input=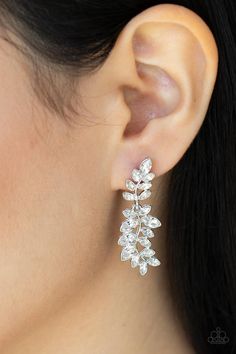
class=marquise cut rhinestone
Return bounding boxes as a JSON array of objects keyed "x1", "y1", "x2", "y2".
[
  {"x1": 140, "y1": 158, "x2": 152, "y2": 175},
  {"x1": 118, "y1": 157, "x2": 161, "y2": 276},
  {"x1": 126, "y1": 179, "x2": 136, "y2": 191},
  {"x1": 139, "y1": 205, "x2": 151, "y2": 215},
  {"x1": 141, "y1": 227, "x2": 155, "y2": 238},
  {"x1": 141, "y1": 215, "x2": 162, "y2": 229},
  {"x1": 138, "y1": 190, "x2": 151, "y2": 201}
]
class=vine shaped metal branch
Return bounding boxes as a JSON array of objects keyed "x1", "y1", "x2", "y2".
[{"x1": 118, "y1": 157, "x2": 161, "y2": 276}]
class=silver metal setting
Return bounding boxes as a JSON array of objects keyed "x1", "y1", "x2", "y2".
[{"x1": 118, "y1": 157, "x2": 161, "y2": 276}]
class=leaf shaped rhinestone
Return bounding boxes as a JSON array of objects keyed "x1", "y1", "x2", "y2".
[
  {"x1": 138, "y1": 237, "x2": 152, "y2": 248},
  {"x1": 121, "y1": 249, "x2": 133, "y2": 261},
  {"x1": 138, "y1": 190, "x2": 151, "y2": 201},
  {"x1": 125, "y1": 180, "x2": 136, "y2": 191},
  {"x1": 118, "y1": 235, "x2": 128, "y2": 246},
  {"x1": 131, "y1": 255, "x2": 140, "y2": 268},
  {"x1": 139, "y1": 262, "x2": 148, "y2": 276},
  {"x1": 127, "y1": 233, "x2": 137, "y2": 243},
  {"x1": 140, "y1": 248, "x2": 156, "y2": 258},
  {"x1": 143, "y1": 172, "x2": 155, "y2": 182},
  {"x1": 131, "y1": 169, "x2": 142, "y2": 182},
  {"x1": 147, "y1": 257, "x2": 161, "y2": 267},
  {"x1": 138, "y1": 182, "x2": 152, "y2": 191},
  {"x1": 141, "y1": 215, "x2": 161, "y2": 228},
  {"x1": 120, "y1": 221, "x2": 132, "y2": 233},
  {"x1": 139, "y1": 205, "x2": 151, "y2": 215},
  {"x1": 122, "y1": 209, "x2": 132, "y2": 218},
  {"x1": 122, "y1": 192, "x2": 135, "y2": 201},
  {"x1": 141, "y1": 227, "x2": 155, "y2": 238},
  {"x1": 139, "y1": 158, "x2": 152, "y2": 175},
  {"x1": 122, "y1": 208, "x2": 137, "y2": 218}
]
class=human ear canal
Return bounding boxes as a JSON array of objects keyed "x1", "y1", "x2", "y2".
[{"x1": 123, "y1": 61, "x2": 181, "y2": 136}]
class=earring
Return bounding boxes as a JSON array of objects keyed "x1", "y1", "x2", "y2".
[{"x1": 118, "y1": 157, "x2": 161, "y2": 276}]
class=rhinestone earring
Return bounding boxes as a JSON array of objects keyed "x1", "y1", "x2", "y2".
[{"x1": 118, "y1": 157, "x2": 161, "y2": 276}]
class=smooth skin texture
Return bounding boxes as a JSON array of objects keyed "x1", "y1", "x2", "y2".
[{"x1": 0, "y1": 4, "x2": 218, "y2": 354}]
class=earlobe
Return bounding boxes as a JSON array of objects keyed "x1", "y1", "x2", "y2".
[{"x1": 110, "y1": 4, "x2": 218, "y2": 190}]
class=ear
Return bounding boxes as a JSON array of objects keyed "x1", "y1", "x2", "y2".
[{"x1": 106, "y1": 4, "x2": 218, "y2": 190}]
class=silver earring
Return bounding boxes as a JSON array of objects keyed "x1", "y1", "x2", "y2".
[{"x1": 118, "y1": 157, "x2": 161, "y2": 276}]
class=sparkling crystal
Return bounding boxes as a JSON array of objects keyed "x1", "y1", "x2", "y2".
[
  {"x1": 127, "y1": 233, "x2": 137, "y2": 243},
  {"x1": 120, "y1": 221, "x2": 131, "y2": 233},
  {"x1": 142, "y1": 215, "x2": 161, "y2": 228},
  {"x1": 139, "y1": 262, "x2": 148, "y2": 276},
  {"x1": 126, "y1": 243, "x2": 136, "y2": 250},
  {"x1": 138, "y1": 190, "x2": 151, "y2": 201},
  {"x1": 138, "y1": 237, "x2": 151, "y2": 248},
  {"x1": 121, "y1": 249, "x2": 132, "y2": 261},
  {"x1": 120, "y1": 217, "x2": 139, "y2": 233},
  {"x1": 128, "y1": 218, "x2": 139, "y2": 228},
  {"x1": 123, "y1": 192, "x2": 135, "y2": 201},
  {"x1": 121, "y1": 245, "x2": 136, "y2": 261},
  {"x1": 118, "y1": 235, "x2": 128, "y2": 246},
  {"x1": 143, "y1": 172, "x2": 155, "y2": 182},
  {"x1": 141, "y1": 227, "x2": 155, "y2": 238},
  {"x1": 147, "y1": 257, "x2": 161, "y2": 267},
  {"x1": 138, "y1": 182, "x2": 152, "y2": 191},
  {"x1": 125, "y1": 179, "x2": 136, "y2": 191},
  {"x1": 139, "y1": 158, "x2": 152, "y2": 175},
  {"x1": 132, "y1": 169, "x2": 142, "y2": 182},
  {"x1": 131, "y1": 255, "x2": 140, "y2": 268},
  {"x1": 122, "y1": 208, "x2": 137, "y2": 218},
  {"x1": 149, "y1": 217, "x2": 161, "y2": 228},
  {"x1": 140, "y1": 248, "x2": 155, "y2": 258},
  {"x1": 122, "y1": 209, "x2": 131, "y2": 218},
  {"x1": 139, "y1": 205, "x2": 151, "y2": 215}
]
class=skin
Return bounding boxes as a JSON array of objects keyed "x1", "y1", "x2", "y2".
[{"x1": 0, "y1": 4, "x2": 218, "y2": 354}]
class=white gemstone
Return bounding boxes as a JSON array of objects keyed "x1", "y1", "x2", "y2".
[
  {"x1": 120, "y1": 218, "x2": 139, "y2": 233},
  {"x1": 131, "y1": 255, "x2": 140, "y2": 268},
  {"x1": 127, "y1": 233, "x2": 137, "y2": 243},
  {"x1": 147, "y1": 257, "x2": 161, "y2": 267},
  {"x1": 125, "y1": 244, "x2": 136, "y2": 251},
  {"x1": 139, "y1": 205, "x2": 151, "y2": 215},
  {"x1": 139, "y1": 158, "x2": 152, "y2": 175},
  {"x1": 141, "y1": 227, "x2": 154, "y2": 238},
  {"x1": 118, "y1": 235, "x2": 128, "y2": 246},
  {"x1": 142, "y1": 215, "x2": 161, "y2": 228},
  {"x1": 120, "y1": 221, "x2": 131, "y2": 233},
  {"x1": 143, "y1": 172, "x2": 155, "y2": 182},
  {"x1": 121, "y1": 246, "x2": 136, "y2": 261},
  {"x1": 138, "y1": 182, "x2": 152, "y2": 191},
  {"x1": 122, "y1": 209, "x2": 131, "y2": 218},
  {"x1": 138, "y1": 190, "x2": 151, "y2": 200},
  {"x1": 138, "y1": 237, "x2": 151, "y2": 248},
  {"x1": 131, "y1": 169, "x2": 142, "y2": 182},
  {"x1": 139, "y1": 262, "x2": 148, "y2": 276},
  {"x1": 149, "y1": 217, "x2": 161, "y2": 228},
  {"x1": 122, "y1": 208, "x2": 137, "y2": 218},
  {"x1": 125, "y1": 179, "x2": 136, "y2": 191},
  {"x1": 122, "y1": 192, "x2": 135, "y2": 201},
  {"x1": 128, "y1": 218, "x2": 138, "y2": 228},
  {"x1": 140, "y1": 248, "x2": 155, "y2": 258},
  {"x1": 121, "y1": 249, "x2": 132, "y2": 261}
]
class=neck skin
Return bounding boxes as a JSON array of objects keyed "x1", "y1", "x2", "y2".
[{"x1": 3, "y1": 182, "x2": 194, "y2": 354}]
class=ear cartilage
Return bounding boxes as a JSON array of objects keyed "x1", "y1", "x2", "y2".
[{"x1": 118, "y1": 157, "x2": 161, "y2": 276}]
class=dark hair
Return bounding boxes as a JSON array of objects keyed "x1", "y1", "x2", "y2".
[{"x1": 0, "y1": 1, "x2": 235, "y2": 353}]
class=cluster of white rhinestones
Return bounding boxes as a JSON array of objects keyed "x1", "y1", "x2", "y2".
[{"x1": 118, "y1": 157, "x2": 161, "y2": 276}]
